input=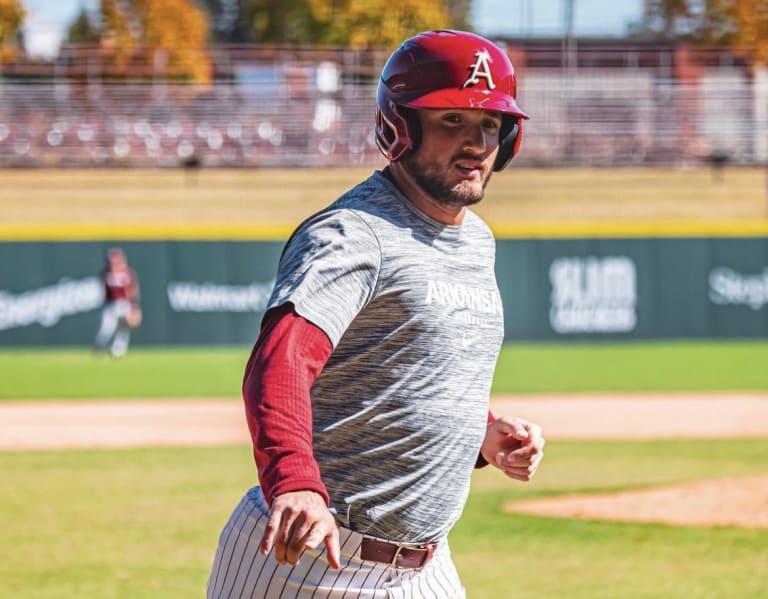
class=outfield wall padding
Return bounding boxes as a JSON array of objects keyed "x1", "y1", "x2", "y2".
[{"x1": 0, "y1": 237, "x2": 766, "y2": 346}]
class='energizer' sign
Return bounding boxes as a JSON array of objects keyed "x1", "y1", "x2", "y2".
[
  {"x1": 549, "y1": 256, "x2": 637, "y2": 334},
  {"x1": 0, "y1": 277, "x2": 102, "y2": 331},
  {"x1": 709, "y1": 267, "x2": 768, "y2": 310}
]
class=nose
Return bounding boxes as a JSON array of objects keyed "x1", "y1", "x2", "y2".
[{"x1": 462, "y1": 124, "x2": 488, "y2": 154}]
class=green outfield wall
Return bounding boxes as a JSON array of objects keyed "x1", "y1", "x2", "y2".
[{"x1": 1, "y1": 229, "x2": 767, "y2": 345}]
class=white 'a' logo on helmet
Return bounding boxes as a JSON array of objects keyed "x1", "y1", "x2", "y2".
[{"x1": 462, "y1": 50, "x2": 496, "y2": 90}]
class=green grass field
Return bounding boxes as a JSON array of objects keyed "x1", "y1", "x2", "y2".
[
  {"x1": 1, "y1": 440, "x2": 766, "y2": 598},
  {"x1": 1, "y1": 345, "x2": 766, "y2": 596},
  {"x1": 1, "y1": 341, "x2": 766, "y2": 400}
]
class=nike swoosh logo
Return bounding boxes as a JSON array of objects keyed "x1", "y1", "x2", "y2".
[{"x1": 461, "y1": 335, "x2": 483, "y2": 349}]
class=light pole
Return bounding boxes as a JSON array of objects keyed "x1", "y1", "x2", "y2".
[{"x1": 562, "y1": 0, "x2": 576, "y2": 74}]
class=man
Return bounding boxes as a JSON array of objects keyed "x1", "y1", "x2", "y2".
[
  {"x1": 208, "y1": 30, "x2": 545, "y2": 598},
  {"x1": 93, "y1": 247, "x2": 141, "y2": 357}
]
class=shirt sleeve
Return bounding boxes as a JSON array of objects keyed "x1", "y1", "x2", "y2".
[
  {"x1": 267, "y1": 210, "x2": 381, "y2": 348},
  {"x1": 243, "y1": 303, "x2": 334, "y2": 506}
]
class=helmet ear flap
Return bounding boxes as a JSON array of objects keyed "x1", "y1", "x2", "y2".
[
  {"x1": 374, "y1": 104, "x2": 421, "y2": 162},
  {"x1": 493, "y1": 116, "x2": 523, "y2": 171},
  {"x1": 375, "y1": 108, "x2": 398, "y2": 158},
  {"x1": 398, "y1": 107, "x2": 421, "y2": 156}
]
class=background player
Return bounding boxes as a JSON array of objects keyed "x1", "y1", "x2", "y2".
[
  {"x1": 93, "y1": 247, "x2": 141, "y2": 357},
  {"x1": 207, "y1": 30, "x2": 545, "y2": 598}
]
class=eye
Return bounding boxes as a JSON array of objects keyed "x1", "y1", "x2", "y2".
[
  {"x1": 441, "y1": 113, "x2": 463, "y2": 125},
  {"x1": 482, "y1": 118, "x2": 501, "y2": 131}
]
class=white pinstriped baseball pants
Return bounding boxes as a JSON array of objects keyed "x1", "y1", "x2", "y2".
[{"x1": 207, "y1": 486, "x2": 466, "y2": 599}]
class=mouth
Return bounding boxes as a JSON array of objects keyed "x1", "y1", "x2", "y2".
[{"x1": 453, "y1": 160, "x2": 485, "y2": 180}]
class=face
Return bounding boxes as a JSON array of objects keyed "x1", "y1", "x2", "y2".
[
  {"x1": 402, "y1": 108, "x2": 502, "y2": 208},
  {"x1": 108, "y1": 252, "x2": 127, "y2": 271}
]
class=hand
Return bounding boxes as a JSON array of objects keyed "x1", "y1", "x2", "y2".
[
  {"x1": 260, "y1": 490, "x2": 341, "y2": 569},
  {"x1": 480, "y1": 417, "x2": 545, "y2": 482}
]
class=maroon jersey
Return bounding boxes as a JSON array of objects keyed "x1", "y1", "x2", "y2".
[{"x1": 104, "y1": 268, "x2": 139, "y2": 302}]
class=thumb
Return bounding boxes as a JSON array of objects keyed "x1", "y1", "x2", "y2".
[{"x1": 495, "y1": 418, "x2": 529, "y2": 441}]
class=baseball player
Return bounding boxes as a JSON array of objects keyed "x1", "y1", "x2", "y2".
[
  {"x1": 93, "y1": 247, "x2": 141, "y2": 357},
  {"x1": 207, "y1": 30, "x2": 545, "y2": 598}
]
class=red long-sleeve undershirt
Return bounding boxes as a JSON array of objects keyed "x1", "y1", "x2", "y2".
[
  {"x1": 243, "y1": 303, "x2": 333, "y2": 506},
  {"x1": 243, "y1": 304, "x2": 494, "y2": 507}
]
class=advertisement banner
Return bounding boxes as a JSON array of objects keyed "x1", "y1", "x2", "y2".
[
  {"x1": 495, "y1": 237, "x2": 768, "y2": 340},
  {"x1": 1, "y1": 236, "x2": 766, "y2": 346},
  {"x1": 0, "y1": 240, "x2": 283, "y2": 346}
]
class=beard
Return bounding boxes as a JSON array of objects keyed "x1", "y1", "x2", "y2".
[{"x1": 402, "y1": 154, "x2": 492, "y2": 208}]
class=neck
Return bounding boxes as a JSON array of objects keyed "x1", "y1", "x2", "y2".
[{"x1": 384, "y1": 164, "x2": 466, "y2": 226}]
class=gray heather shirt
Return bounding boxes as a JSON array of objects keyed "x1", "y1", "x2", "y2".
[{"x1": 267, "y1": 170, "x2": 504, "y2": 543}]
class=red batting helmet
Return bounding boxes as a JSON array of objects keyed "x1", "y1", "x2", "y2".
[{"x1": 375, "y1": 30, "x2": 529, "y2": 171}]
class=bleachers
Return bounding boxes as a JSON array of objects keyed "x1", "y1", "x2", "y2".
[{"x1": 0, "y1": 43, "x2": 765, "y2": 168}]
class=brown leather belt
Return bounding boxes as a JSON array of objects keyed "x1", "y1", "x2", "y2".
[{"x1": 359, "y1": 536, "x2": 437, "y2": 569}]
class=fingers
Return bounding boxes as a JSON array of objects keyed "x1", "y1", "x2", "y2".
[
  {"x1": 272, "y1": 504, "x2": 297, "y2": 565},
  {"x1": 260, "y1": 506, "x2": 283, "y2": 556},
  {"x1": 506, "y1": 436, "x2": 546, "y2": 461},
  {"x1": 496, "y1": 437, "x2": 545, "y2": 481},
  {"x1": 497, "y1": 452, "x2": 544, "y2": 481},
  {"x1": 260, "y1": 493, "x2": 341, "y2": 569},
  {"x1": 283, "y1": 512, "x2": 313, "y2": 565},
  {"x1": 497, "y1": 434, "x2": 544, "y2": 464},
  {"x1": 294, "y1": 520, "x2": 340, "y2": 569},
  {"x1": 494, "y1": 417, "x2": 530, "y2": 441},
  {"x1": 500, "y1": 465, "x2": 539, "y2": 481},
  {"x1": 324, "y1": 524, "x2": 341, "y2": 569},
  {"x1": 260, "y1": 501, "x2": 304, "y2": 565}
]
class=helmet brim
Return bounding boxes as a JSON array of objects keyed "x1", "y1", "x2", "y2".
[{"x1": 406, "y1": 89, "x2": 530, "y2": 120}]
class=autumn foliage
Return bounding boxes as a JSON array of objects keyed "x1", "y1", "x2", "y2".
[
  {"x1": 306, "y1": 0, "x2": 451, "y2": 47},
  {"x1": 731, "y1": 0, "x2": 768, "y2": 65},
  {"x1": 644, "y1": 0, "x2": 768, "y2": 65},
  {"x1": 0, "y1": 0, "x2": 24, "y2": 62},
  {"x1": 100, "y1": 0, "x2": 210, "y2": 82}
]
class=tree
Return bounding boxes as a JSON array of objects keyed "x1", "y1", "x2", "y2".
[
  {"x1": 642, "y1": 0, "x2": 768, "y2": 65},
  {"x1": 442, "y1": 0, "x2": 472, "y2": 31},
  {"x1": 0, "y1": 0, "x2": 25, "y2": 61},
  {"x1": 67, "y1": 7, "x2": 101, "y2": 44},
  {"x1": 248, "y1": 0, "x2": 319, "y2": 44},
  {"x1": 198, "y1": 0, "x2": 463, "y2": 45},
  {"x1": 100, "y1": 0, "x2": 135, "y2": 53},
  {"x1": 194, "y1": 0, "x2": 319, "y2": 43},
  {"x1": 100, "y1": 0, "x2": 210, "y2": 82},
  {"x1": 197, "y1": 0, "x2": 255, "y2": 43},
  {"x1": 689, "y1": 0, "x2": 737, "y2": 44},
  {"x1": 643, "y1": 0, "x2": 693, "y2": 37},
  {"x1": 306, "y1": 0, "x2": 450, "y2": 47},
  {"x1": 731, "y1": 0, "x2": 768, "y2": 64}
]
